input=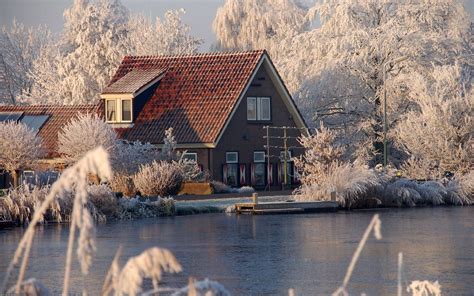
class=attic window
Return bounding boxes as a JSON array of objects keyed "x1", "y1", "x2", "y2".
[
  {"x1": 247, "y1": 97, "x2": 271, "y2": 121},
  {"x1": 106, "y1": 98, "x2": 132, "y2": 123}
]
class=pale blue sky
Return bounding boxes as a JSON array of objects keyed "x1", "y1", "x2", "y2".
[{"x1": 1, "y1": 0, "x2": 473, "y2": 51}]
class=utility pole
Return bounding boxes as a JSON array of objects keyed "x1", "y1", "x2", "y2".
[
  {"x1": 265, "y1": 125, "x2": 270, "y2": 191},
  {"x1": 283, "y1": 126, "x2": 288, "y2": 190}
]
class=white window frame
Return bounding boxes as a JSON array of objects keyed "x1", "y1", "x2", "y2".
[
  {"x1": 106, "y1": 98, "x2": 133, "y2": 123},
  {"x1": 253, "y1": 151, "x2": 266, "y2": 163},
  {"x1": 106, "y1": 99, "x2": 118, "y2": 123},
  {"x1": 121, "y1": 98, "x2": 133, "y2": 123},
  {"x1": 183, "y1": 152, "x2": 198, "y2": 162},
  {"x1": 247, "y1": 97, "x2": 271, "y2": 121},
  {"x1": 226, "y1": 152, "x2": 239, "y2": 164},
  {"x1": 259, "y1": 97, "x2": 271, "y2": 121}
]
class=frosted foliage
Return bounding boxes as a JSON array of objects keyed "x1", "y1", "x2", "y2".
[
  {"x1": 12, "y1": 1, "x2": 201, "y2": 105},
  {"x1": 213, "y1": 0, "x2": 309, "y2": 51},
  {"x1": 162, "y1": 127, "x2": 177, "y2": 161},
  {"x1": 113, "y1": 140, "x2": 161, "y2": 175},
  {"x1": 115, "y1": 247, "x2": 182, "y2": 296},
  {"x1": 407, "y1": 280, "x2": 441, "y2": 296},
  {"x1": 214, "y1": 0, "x2": 472, "y2": 164},
  {"x1": 58, "y1": 113, "x2": 117, "y2": 163},
  {"x1": 129, "y1": 9, "x2": 202, "y2": 56},
  {"x1": 394, "y1": 63, "x2": 473, "y2": 177},
  {"x1": 133, "y1": 161, "x2": 183, "y2": 197},
  {"x1": 172, "y1": 278, "x2": 231, "y2": 296},
  {"x1": 0, "y1": 20, "x2": 52, "y2": 104},
  {"x1": 0, "y1": 121, "x2": 43, "y2": 186},
  {"x1": 7, "y1": 278, "x2": 51, "y2": 296},
  {"x1": 24, "y1": 0, "x2": 130, "y2": 105}
]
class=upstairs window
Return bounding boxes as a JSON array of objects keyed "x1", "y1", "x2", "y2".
[
  {"x1": 121, "y1": 99, "x2": 132, "y2": 122},
  {"x1": 106, "y1": 100, "x2": 117, "y2": 122},
  {"x1": 247, "y1": 97, "x2": 271, "y2": 121},
  {"x1": 106, "y1": 99, "x2": 132, "y2": 123}
]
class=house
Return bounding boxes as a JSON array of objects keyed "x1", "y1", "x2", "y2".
[
  {"x1": 0, "y1": 105, "x2": 97, "y2": 188},
  {"x1": 0, "y1": 50, "x2": 308, "y2": 190},
  {"x1": 101, "y1": 50, "x2": 308, "y2": 189}
]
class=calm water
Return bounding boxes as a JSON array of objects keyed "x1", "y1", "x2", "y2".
[{"x1": 1, "y1": 207, "x2": 473, "y2": 295}]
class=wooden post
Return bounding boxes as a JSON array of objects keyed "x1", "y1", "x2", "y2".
[
  {"x1": 252, "y1": 192, "x2": 258, "y2": 205},
  {"x1": 331, "y1": 191, "x2": 336, "y2": 201},
  {"x1": 283, "y1": 126, "x2": 288, "y2": 190}
]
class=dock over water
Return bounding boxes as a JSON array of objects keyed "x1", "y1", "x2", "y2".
[{"x1": 235, "y1": 200, "x2": 338, "y2": 215}]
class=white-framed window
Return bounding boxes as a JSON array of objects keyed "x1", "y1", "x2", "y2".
[
  {"x1": 106, "y1": 99, "x2": 117, "y2": 122},
  {"x1": 247, "y1": 97, "x2": 271, "y2": 121},
  {"x1": 106, "y1": 98, "x2": 133, "y2": 123},
  {"x1": 183, "y1": 152, "x2": 197, "y2": 162},
  {"x1": 226, "y1": 152, "x2": 239, "y2": 163},
  {"x1": 121, "y1": 99, "x2": 132, "y2": 122},
  {"x1": 253, "y1": 151, "x2": 266, "y2": 163},
  {"x1": 247, "y1": 97, "x2": 257, "y2": 120}
]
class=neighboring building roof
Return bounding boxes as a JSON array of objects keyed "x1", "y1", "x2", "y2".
[
  {"x1": 101, "y1": 68, "x2": 166, "y2": 96},
  {"x1": 107, "y1": 50, "x2": 267, "y2": 145},
  {"x1": 0, "y1": 105, "x2": 97, "y2": 157}
]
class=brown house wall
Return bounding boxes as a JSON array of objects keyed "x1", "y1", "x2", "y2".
[{"x1": 211, "y1": 64, "x2": 303, "y2": 188}]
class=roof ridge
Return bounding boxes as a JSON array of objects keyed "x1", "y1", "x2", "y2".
[{"x1": 123, "y1": 49, "x2": 267, "y2": 60}]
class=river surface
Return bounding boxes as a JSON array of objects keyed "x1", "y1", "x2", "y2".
[{"x1": 1, "y1": 207, "x2": 473, "y2": 295}]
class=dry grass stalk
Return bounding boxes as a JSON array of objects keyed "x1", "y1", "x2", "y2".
[
  {"x1": 0, "y1": 147, "x2": 112, "y2": 295},
  {"x1": 333, "y1": 214, "x2": 382, "y2": 296},
  {"x1": 102, "y1": 246, "x2": 123, "y2": 296},
  {"x1": 114, "y1": 247, "x2": 182, "y2": 295},
  {"x1": 407, "y1": 280, "x2": 441, "y2": 296}
]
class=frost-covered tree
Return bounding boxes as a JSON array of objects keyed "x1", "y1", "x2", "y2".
[
  {"x1": 214, "y1": 0, "x2": 473, "y2": 164},
  {"x1": 0, "y1": 121, "x2": 43, "y2": 187},
  {"x1": 129, "y1": 9, "x2": 202, "y2": 56},
  {"x1": 0, "y1": 20, "x2": 52, "y2": 104},
  {"x1": 58, "y1": 113, "x2": 117, "y2": 163},
  {"x1": 25, "y1": 0, "x2": 130, "y2": 105},
  {"x1": 395, "y1": 62, "x2": 473, "y2": 178},
  {"x1": 213, "y1": 0, "x2": 310, "y2": 51}
]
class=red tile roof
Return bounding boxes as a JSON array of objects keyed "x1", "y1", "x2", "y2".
[
  {"x1": 102, "y1": 68, "x2": 166, "y2": 95},
  {"x1": 0, "y1": 105, "x2": 98, "y2": 157},
  {"x1": 107, "y1": 50, "x2": 266, "y2": 144}
]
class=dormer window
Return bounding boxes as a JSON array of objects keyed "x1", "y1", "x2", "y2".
[{"x1": 106, "y1": 98, "x2": 132, "y2": 123}]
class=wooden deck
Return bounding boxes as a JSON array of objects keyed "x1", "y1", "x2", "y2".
[{"x1": 235, "y1": 200, "x2": 338, "y2": 215}]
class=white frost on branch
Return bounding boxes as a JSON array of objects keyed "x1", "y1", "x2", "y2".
[
  {"x1": 58, "y1": 113, "x2": 117, "y2": 163},
  {"x1": 0, "y1": 121, "x2": 43, "y2": 187}
]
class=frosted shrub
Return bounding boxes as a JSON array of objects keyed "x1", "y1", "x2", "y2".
[
  {"x1": 211, "y1": 181, "x2": 232, "y2": 193},
  {"x1": 110, "y1": 173, "x2": 136, "y2": 197},
  {"x1": 87, "y1": 184, "x2": 120, "y2": 218},
  {"x1": 119, "y1": 197, "x2": 175, "y2": 219},
  {"x1": 294, "y1": 125, "x2": 380, "y2": 208},
  {"x1": 172, "y1": 278, "x2": 231, "y2": 296},
  {"x1": 0, "y1": 121, "x2": 44, "y2": 187},
  {"x1": 133, "y1": 161, "x2": 183, "y2": 197},
  {"x1": 0, "y1": 184, "x2": 60, "y2": 225},
  {"x1": 294, "y1": 161, "x2": 380, "y2": 208},
  {"x1": 58, "y1": 113, "x2": 117, "y2": 163},
  {"x1": 113, "y1": 140, "x2": 161, "y2": 175},
  {"x1": 6, "y1": 278, "x2": 51, "y2": 296}
]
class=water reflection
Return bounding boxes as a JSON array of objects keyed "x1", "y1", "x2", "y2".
[{"x1": 0, "y1": 208, "x2": 472, "y2": 295}]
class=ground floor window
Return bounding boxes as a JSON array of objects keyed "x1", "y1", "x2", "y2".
[{"x1": 183, "y1": 152, "x2": 197, "y2": 162}]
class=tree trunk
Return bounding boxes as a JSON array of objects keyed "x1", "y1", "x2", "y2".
[{"x1": 11, "y1": 170, "x2": 19, "y2": 188}]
